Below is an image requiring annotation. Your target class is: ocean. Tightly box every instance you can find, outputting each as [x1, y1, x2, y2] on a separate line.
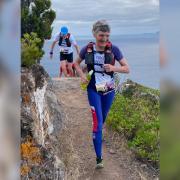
[41, 34, 159, 89]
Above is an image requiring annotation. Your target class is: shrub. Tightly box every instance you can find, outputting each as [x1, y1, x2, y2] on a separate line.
[107, 85, 160, 166]
[21, 32, 44, 67]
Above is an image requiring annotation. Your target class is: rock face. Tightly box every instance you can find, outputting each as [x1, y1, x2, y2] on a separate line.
[21, 65, 66, 179]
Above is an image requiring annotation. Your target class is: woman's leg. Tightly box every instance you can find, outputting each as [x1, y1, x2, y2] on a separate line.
[67, 62, 73, 76]
[101, 90, 115, 124]
[60, 60, 68, 77]
[67, 53, 74, 77]
[60, 53, 68, 77]
[87, 88, 103, 159]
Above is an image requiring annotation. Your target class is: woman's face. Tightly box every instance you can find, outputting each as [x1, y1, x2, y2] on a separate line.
[94, 31, 110, 47]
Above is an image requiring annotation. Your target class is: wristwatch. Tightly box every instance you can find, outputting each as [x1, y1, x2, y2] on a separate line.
[50, 51, 53, 55]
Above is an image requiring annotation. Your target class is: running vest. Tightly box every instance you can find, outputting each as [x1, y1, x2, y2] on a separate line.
[85, 42, 115, 77]
[58, 33, 71, 47]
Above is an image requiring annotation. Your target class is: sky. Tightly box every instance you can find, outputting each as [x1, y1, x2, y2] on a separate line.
[51, 0, 160, 37]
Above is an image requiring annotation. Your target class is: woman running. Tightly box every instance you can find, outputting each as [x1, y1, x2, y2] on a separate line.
[74, 20, 130, 168]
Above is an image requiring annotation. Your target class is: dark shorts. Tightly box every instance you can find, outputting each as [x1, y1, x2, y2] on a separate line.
[60, 52, 73, 63]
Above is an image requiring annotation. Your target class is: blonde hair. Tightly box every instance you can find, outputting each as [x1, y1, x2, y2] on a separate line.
[92, 20, 111, 35]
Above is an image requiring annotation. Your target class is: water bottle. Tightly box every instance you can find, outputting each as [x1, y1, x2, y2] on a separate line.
[80, 70, 94, 90]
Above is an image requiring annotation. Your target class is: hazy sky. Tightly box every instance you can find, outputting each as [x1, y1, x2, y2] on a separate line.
[51, 0, 159, 37]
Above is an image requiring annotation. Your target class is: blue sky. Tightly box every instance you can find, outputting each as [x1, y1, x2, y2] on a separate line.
[51, 0, 159, 37]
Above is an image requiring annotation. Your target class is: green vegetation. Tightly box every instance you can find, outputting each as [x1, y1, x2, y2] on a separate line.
[21, 0, 56, 67]
[107, 82, 160, 167]
[21, 32, 44, 67]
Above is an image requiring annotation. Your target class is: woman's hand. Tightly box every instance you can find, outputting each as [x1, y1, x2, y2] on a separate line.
[104, 64, 115, 72]
[80, 74, 88, 84]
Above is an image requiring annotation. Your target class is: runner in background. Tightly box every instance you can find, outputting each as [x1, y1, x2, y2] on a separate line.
[50, 26, 80, 77]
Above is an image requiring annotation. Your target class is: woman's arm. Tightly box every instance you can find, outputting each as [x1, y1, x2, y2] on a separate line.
[104, 58, 130, 73]
[74, 57, 88, 83]
[115, 58, 130, 73]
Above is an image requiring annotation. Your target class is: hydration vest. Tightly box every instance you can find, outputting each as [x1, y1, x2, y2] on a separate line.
[85, 42, 115, 77]
[58, 33, 71, 47]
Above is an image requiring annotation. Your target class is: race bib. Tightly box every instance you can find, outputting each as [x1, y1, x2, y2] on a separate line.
[94, 53, 115, 92]
[95, 73, 115, 92]
[60, 47, 69, 53]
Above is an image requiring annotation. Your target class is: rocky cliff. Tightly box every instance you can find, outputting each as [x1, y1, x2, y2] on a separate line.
[21, 65, 73, 179]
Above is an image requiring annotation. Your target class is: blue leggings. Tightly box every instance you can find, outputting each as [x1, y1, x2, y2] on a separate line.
[87, 88, 115, 159]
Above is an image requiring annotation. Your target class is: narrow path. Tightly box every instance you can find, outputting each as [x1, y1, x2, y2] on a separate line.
[52, 77, 156, 180]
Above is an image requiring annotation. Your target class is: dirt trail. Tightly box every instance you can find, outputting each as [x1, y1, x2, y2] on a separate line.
[52, 77, 157, 180]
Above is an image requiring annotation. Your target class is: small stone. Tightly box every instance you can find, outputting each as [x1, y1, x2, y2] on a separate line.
[141, 164, 147, 168]
[109, 149, 116, 154]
